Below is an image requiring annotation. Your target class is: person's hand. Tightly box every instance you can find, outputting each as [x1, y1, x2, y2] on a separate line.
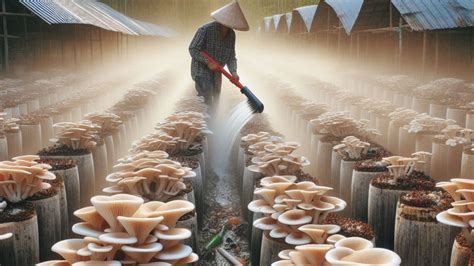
[207, 62, 219, 71]
[231, 72, 240, 81]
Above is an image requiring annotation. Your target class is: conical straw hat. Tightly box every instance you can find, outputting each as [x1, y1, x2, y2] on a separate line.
[211, 1, 250, 31]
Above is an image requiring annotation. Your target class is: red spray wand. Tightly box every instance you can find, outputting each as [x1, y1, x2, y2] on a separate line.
[200, 51, 264, 113]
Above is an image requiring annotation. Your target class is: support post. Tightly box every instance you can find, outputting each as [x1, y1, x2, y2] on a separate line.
[2, 0, 9, 72]
[421, 31, 428, 76]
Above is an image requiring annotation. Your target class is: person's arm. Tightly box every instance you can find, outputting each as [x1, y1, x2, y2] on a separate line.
[189, 27, 209, 65]
[227, 32, 238, 79]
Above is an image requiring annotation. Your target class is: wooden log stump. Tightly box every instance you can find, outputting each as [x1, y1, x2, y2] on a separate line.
[339, 159, 359, 217]
[250, 212, 263, 266]
[70, 106, 82, 122]
[429, 103, 447, 119]
[260, 232, 294, 266]
[28, 193, 62, 261]
[39, 116, 54, 148]
[368, 184, 403, 249]
[19, 123, 42, 154]
[51, 166, 80, 228]
[450, 236, 473, 266]
[375, 115, 390, 147]
[351, 171, 385, 222]
[103, 134, 115, 172]
[387, 121, 401, 155]
[0, 136, 8, 161]
[466, 111, 474, 130]
[42, 153, 95, 207]
[330, 150, 342, 197]
[461, 148, 474, 179]
[431, 139, 463, 182]
[237, 146, 245, 192]
[415, 132, 436, 153]
[18, 103, 28, 116]
[184, 163, 203, 227]
[176, 214, 198, 251]
[315, 140, 336, 186]
[0, 204, 39, 266]
[308, 133, 323, 176]
[447, 107, 467, 128]
[241, 167, 261, 223]
[393, 92, 405, 107]
[5, 130, 22, 158]
[398, 126, 416, 157]
[394, 200, 459, 266]
[92, 142, 108, 194]
[412, 97, 430, 114]
[112, 129, 124, 160]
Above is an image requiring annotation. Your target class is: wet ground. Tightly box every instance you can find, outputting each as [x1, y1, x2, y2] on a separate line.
[196, 147, 251, 265]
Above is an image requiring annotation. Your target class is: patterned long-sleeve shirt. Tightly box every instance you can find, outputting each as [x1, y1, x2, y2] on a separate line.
[189, 21, 237, 81]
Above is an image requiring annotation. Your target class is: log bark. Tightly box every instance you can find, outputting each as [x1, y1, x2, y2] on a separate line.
[466, 112, 473, 130]
[309, 134, 323, 176]
[394, 202, 459, 266]
[339, 160, 359, 217]
[29, 194, 62, 261]
[56, 180, 69, 240]
[351, 171, 385, 222]
[461, 151, 474, 179]
[431, 141, 463, 182]
[39, 116, 54, 149]
[176, 214, 198, 251]
[237, 146, 244, 192]
[398, 126, 416, 157]
[387, 121, 401, 154]
[415, 132, 436, 153]
[19, 124, 42, 154]
[104, 134, 115, 172]
[260, 232, 294, 266]
[241, 167, 261, 223]
[0, 136, 8, 161]
[375, 115, 390, 147]
[0, 215, 40, 266]
[92, 143, 109, 194]
[250, 212, 263, 266]
[367, 185, 404, 249]
[330, 150, 342, 197]
[185, 164, 202, 227]
[52, 166, 80, 228]
[42, 153, 95, 207]
[315, 140, 336, 186]
[447, 107, 467, 128]
[70, 106, 82, 122]
[450, 237, 473, 266]
[411, 97, 430, 114]
[429, 103, 447, 119]
[5, 130, 22, 158]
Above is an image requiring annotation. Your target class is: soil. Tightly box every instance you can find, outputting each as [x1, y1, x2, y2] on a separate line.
[179, 210, 196, 221]
[170, 146, 203, 157]
[36, 158, 76, 170]
[197, 158, 250, 265]
[27, 180, 59, 201]
[399, 190, 453, 222]
[0, 201, 36, 223]
[324, 213, 375, 240]
[170, 156, 199, 169]
[371, 171, 436, 191]
[295, 170, 318, 183]
[38, 144, 90, 156]
[354, 159, 388, 172]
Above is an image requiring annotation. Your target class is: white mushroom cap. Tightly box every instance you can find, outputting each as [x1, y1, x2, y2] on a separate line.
[326, 247, 401, 265]
[121, 243, 163, 264]
[335, 237, 373, 251]
[36, 260, 70, 266]
[99, 232, 137, 245]
[153, 228, 192, 241]
[327, 234, 346, 244]
[154, 244, 193, 261]
[253, 216, 278, 231]
[72, 261, 121, 266]
[271, 260, 295, 266]
[278, 210, 312, 226]
[0, 232, 12, 240]
[72, 222, 103, 238]
[278, 249, 295, 260]
[51, 239, 89, 263]
[285, 232, 311, 246]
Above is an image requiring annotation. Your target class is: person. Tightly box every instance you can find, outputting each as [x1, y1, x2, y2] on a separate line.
[189, 0, 249, 108]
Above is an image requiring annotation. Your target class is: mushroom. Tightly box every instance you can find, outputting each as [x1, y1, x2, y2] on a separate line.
[117, 216, 164, 245]
[51, 239, 90, 263]
[298, 224, 341, 244]
[91, 194, 144, 232]
[121, 243, 163, 263]
[325, 247, 401, 265]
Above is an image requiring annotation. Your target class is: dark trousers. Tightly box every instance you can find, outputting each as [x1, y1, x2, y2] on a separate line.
[194, 74, 222, 108]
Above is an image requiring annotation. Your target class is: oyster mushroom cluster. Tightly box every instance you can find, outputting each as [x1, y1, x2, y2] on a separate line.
[250, 176, 346, 245]
[388, 108, 419, 126]
[84, 113, 123, 136]
[382, 154, 431, 182]
[42, 194, 197, 265]
[1, 116, 20, 134]
[272, 236, 401, 266]
[436, 125, 473, 147]
[311, 112, 380, 140]
[333, 136, 371, 160]
[103, 151, 195, 202]
[0, 155, 56, 202]
[247, 141, 310, 176]
[406, 114, 456, 134]
[131, 111, 211, 155]
[51, 121, 101, 150]
[112, 89, 157, 111]
[413, 78, 473, 106]
[174, 96, 208, 113]
[436, 179, 474, 245]
[362, 100, 397, 117]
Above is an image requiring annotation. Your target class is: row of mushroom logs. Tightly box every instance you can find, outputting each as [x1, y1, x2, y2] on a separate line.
[37, 194, 198, 265]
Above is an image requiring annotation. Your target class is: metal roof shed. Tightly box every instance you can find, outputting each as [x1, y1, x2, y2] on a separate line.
[325, 0, 364, 34]
[290, 5, 318, 34]
[391, 0, 474, 31]
[19, 0, 174, 37]
[273, 14, 287, 33]
[263, 16, 273, 33]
